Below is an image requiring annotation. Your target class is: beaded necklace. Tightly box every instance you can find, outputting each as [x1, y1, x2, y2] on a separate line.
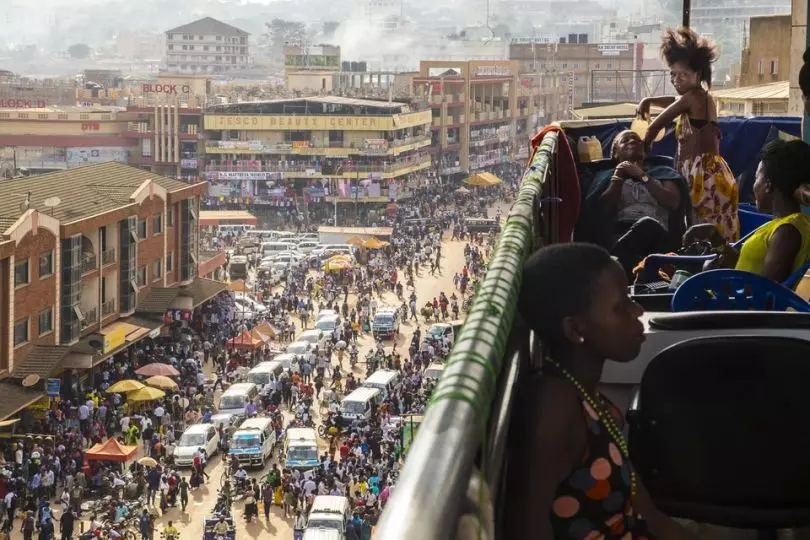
[545, 357, 637, 497]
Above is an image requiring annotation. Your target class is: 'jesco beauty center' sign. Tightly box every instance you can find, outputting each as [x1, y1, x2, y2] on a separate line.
[204, 110, 431, 132]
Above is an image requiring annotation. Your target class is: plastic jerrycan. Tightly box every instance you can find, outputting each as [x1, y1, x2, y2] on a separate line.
[577, 136, 603, 163]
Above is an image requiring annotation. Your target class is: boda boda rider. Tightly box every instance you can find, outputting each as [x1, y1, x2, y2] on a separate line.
[685, 139, 810, 283]
[585, 129, 690, 278]
[506, 243, 699, 540]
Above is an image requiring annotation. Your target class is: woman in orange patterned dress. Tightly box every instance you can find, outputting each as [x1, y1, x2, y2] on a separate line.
[638, 27, 739, 243]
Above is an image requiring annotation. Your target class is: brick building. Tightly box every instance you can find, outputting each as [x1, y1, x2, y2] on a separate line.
[0, 162, 224, 420]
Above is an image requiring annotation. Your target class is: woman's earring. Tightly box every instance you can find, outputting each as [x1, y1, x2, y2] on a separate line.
[577, 336, 585, 343]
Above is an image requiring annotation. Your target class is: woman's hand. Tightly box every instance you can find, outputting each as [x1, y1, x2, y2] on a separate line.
[683, 223, 724, 248]
[615, 161, 645, 181]
[637, 98, 650, 118]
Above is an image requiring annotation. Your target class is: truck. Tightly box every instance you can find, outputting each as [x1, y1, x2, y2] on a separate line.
[229, 255, 249, 281]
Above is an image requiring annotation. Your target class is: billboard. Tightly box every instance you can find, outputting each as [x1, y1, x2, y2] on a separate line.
[204, 111, 432, 132]
[66, 147, 130, 166]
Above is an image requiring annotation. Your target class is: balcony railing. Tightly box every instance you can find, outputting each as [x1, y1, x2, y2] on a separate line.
[102, 299, 116, 318]
[81, 253, 97, 274]
[80, 307, 98, 330]
[101, 248, 115, 266]
[375, 129, 559, 540]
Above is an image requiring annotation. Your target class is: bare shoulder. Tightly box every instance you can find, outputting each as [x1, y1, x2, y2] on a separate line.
[515, 373, 586, 452]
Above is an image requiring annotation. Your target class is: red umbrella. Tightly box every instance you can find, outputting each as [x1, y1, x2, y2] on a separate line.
[135, 363, 180, 377]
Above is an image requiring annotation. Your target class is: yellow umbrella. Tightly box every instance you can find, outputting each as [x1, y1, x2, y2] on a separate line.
[228, 279, 249, 293]
[346, 236, 366, 246]
[138, 456, 158, 467]
[127, 386, 166, 402]
[362, 237, 389, 250]
[323, 258, 353, 272]
[143, 375, 179, 391]
[463, 172, 502, 186]
[106, 379, 145, 393]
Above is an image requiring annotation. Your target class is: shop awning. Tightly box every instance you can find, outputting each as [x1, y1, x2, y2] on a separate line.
[68, 316, 163, 368]
[0, 382, 46, 421]
[136, 277, 228, 315]
[85, 438, 138, 462]
[9, 346, 72, 381]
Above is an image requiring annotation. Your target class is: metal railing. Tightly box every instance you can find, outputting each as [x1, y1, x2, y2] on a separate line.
[81, 253, 97, 274]
[101, 248, 115, 266]
[80, 307, 98, 330]
[376, 129, 559, 539]
[102, 299, 116, 317]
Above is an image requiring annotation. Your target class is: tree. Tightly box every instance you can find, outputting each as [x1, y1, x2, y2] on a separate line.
[68, 43, 91, 59]
[263, 19, 307, 63]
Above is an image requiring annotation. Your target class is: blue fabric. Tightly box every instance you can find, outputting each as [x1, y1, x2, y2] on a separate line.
[671, 269, 810, 312]
[564, 116, 801, 203]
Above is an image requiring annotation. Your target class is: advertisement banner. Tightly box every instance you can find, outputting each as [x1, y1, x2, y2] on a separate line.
[66, 147, 130, 166]
[204, 110, 432, 131]
[46, 378, 61, 397]
[362, 139, 389, 155]
[180, 159, 198, 169]
[103, 327, 126, 354]
[206, 171, 276, 181]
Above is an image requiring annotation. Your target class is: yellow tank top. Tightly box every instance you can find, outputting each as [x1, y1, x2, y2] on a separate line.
[736, 213, 810, 276]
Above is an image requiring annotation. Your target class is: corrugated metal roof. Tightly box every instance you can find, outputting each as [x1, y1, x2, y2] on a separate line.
[0, 381, 45, 421]
[573, 103, 664, 119]
[166, 17, 249, 36]
[208, 96, 406, 113]
[0, 162, 196, 226]
[10, 346, 71, 380]
[136, 277, 228, 314]
[711, 81, 789, 100]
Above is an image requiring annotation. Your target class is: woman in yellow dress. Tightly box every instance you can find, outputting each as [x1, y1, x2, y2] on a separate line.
[638, 26, 739, 242]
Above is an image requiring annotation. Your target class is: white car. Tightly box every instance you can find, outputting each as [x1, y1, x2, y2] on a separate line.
[296, 241, 320, 254]
[174, 423, 219, 467]
[234, 307, 257, 321]
[273, 353, 297, 370]
[286, 340, 313, 356]
[298, 329, 328, 349]
[315, 314, 340, 333]
[316, 309, 338, 321]
[272, 253, 305, 266]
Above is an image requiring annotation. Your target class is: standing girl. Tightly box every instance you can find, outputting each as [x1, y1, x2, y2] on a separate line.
[638, 26, 739, 242]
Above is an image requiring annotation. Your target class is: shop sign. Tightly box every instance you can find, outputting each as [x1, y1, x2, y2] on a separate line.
[164, 310, 192, 324]
[103, 327, 127, 354]
[148, 327, 162, 339]
[362, 139, 389, 155]
[475, 66, 512, 77]
[46, 378, 61, 397]
[180, 159, 198, 169]
[204, 111, 432, 132]
[207, 171, 275, 181]
[292, 141, 310, 149]
[81, 123, 101, 131]
[0, 99, 47, 109]
[142, 84, 191, 94]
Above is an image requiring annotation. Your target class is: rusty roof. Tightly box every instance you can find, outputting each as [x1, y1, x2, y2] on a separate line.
[0, 162, 195, 226]
[136, 277, 228, 314]
[711, 81, 789, 101]
[0, 381, 45, 421]
[10, 345, 72, 380]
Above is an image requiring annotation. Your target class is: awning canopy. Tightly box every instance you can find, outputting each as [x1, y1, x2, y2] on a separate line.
[136, 277, 228, 315]
[85, 438, 138, 462]
[226, 330, 264, 349]
[0, 382, 46, 421]
[10, 346, 72, 381]
[69, 316, 163, 368]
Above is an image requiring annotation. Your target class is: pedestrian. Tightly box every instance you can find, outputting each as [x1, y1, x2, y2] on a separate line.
[179, 477, 189, 512]
[20, 511, 34, 540]
[138, 509, 153, 540]
[293, 509, 306, 540]
[58, 510, 74, 540]
[262, 483, 273, 521]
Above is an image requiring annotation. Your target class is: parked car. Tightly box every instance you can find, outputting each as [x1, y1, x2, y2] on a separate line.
[174, 423, 219, 467]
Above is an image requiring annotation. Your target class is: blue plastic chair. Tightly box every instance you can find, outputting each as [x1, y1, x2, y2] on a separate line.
[739, 206, 772, 237]
[671, 269, 810, 312]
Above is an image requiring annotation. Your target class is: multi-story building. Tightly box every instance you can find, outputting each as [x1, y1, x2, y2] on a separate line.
[202, 96, 432, 219]
[284, 45, 342, 93]
[0, 162, 217, 421]
[738, 14, 790, 88]
[0, 106, 135, 175]
[409, 59, 557, 174]
[165, 17, 250, 75]
[509, 41, 642, 109]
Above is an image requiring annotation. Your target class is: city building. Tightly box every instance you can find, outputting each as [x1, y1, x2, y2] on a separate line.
[202, 96, 432, 221]
[0, 162, 218, 421]
[509, 41, 642, 110]
[284, 45, 342, 92]
[738, 14, 790, 88]
[409, 59, 557, 175]
[712, 80, 789, 116]
[0, 74, 79, 108]
[0, 106, 135, 175]
[164, 17, 251, 75]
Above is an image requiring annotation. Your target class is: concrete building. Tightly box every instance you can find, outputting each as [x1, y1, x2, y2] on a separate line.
[410, 59, 555, 174]
[509, 41, 642, 109]
[164, 17, 250, 75]
[0, 162, 218, 420]
[284, 45, 342, 93]
[202, 96, 432, 218]
[739, 14, 791, 88]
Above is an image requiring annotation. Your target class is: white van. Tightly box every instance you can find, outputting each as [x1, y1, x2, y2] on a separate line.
[273, 353, 297, 370]
[229, 417, 276, 468]
[306, 496, 351, 536]
[315, 315, 340, 334]
[424, 361, 445, 383]
[363, 369, 401, 399]
[246, 361, 284, 391]
[174, 423, 219, 467]
[216, 224, 255, 236]
[274, 231, 297, 242]
[339, 387, 381, 426]
[286, 341, 313, 357]
[262, 241, 298, 256]
[284, 427, 320, 470]
[218, 382, 259, 416]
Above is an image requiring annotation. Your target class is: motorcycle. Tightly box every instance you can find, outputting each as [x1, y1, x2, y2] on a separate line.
[349, 349, 358, 367]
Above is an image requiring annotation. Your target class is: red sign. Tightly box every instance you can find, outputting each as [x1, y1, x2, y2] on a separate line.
[81, 123, 100, 131]
[142, 84, 191, 95]
[0, 99, 47, 109]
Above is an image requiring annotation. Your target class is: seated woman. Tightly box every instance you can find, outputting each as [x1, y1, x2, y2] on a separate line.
[685, 139, 810, 283]
[584, 129, 689, 277]
[506, 243, 698, 539]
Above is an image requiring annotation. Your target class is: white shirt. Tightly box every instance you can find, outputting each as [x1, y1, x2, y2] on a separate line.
[154, 406, 165, 418]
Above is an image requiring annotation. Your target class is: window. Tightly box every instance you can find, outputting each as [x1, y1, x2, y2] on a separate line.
[137, 266, 147, 288]
[39, 308, 53, 336]
[153, 214, 162, 235]
[771, 59, 779, 75]
[14, 259, 29, 287]
[167, 207, 175, 227]
[39, 251, 53, 278]
[167, 252, 174, 272]
[153, 259, 162, 281]
[13, 318, 28, 346]
[137, 219, 147, 240]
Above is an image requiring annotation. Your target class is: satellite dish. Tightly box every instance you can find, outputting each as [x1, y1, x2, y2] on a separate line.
[22, 374, 40, 388]
[43, 197, 61, 208]
[88, 339, 104, 351]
